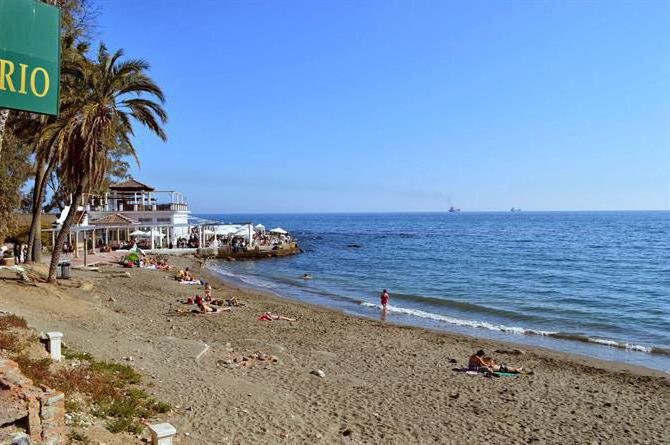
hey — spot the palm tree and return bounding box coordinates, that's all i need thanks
[20,36,90,263]
[47,43,167,281]
[0,109,9,160]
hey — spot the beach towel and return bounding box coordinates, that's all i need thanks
[493,372,519,377]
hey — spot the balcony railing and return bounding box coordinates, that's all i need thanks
[89,202,189,212]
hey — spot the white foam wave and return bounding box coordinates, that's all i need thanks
[588,338,651,353]
[361,302,657,354]
[360,302,554,336]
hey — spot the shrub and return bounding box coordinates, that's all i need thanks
[0,314,28,330]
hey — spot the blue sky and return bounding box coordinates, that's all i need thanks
[96,1,670,213]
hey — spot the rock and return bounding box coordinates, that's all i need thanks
[448,358,457,364]
[123,356,134,361]
[310,369,326,378]
[341,428,353,437]
[9,433,32,445]
[108,297,116,302]
[449,392,460,399]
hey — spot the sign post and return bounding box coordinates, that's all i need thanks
[0,0,60,115]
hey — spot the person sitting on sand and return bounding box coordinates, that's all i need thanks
[468,350,523,373]
[204,283,213,301]
[258,312,296,322]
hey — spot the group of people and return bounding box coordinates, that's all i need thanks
[176,268,204,284]
[12,243,29,264]
[178,282,295,322]
[254,232,292,249]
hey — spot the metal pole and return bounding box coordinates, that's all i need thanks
[83,231,87,267]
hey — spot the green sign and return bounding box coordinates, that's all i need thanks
[0,0,60,115]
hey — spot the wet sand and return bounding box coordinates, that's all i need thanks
[1,256,669,444]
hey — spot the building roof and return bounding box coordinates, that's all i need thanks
[109,178,155,192]
[91,213,139,226]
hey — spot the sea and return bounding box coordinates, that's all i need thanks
[197,212,670,372]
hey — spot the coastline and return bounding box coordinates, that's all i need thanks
[201,260,668,379]
[204,259,670,376]
[1,255,669,443]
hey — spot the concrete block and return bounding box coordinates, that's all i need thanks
[45,332,63,362]
[149,423,177,445]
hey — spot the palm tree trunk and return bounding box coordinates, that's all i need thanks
[48,184,82,282]
[0,109,9,160]
[27,155,54,262]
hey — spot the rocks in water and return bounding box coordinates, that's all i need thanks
[310,369,326,378]
[347,244,362,248]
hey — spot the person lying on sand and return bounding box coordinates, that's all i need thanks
[468,350,524,373]
[258,312,296,322]
[226,296,245,307]
[198,302,231,314]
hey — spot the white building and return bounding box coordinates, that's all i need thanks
[86,178,190,244]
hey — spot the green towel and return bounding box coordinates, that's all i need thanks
[493,371,518,377]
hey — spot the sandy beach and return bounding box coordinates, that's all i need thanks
[1,255,669,444]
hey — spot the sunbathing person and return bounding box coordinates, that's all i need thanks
[468,350,523,373]
[226,296,245,307]
[197,301,231,314]
[258,311,296,322]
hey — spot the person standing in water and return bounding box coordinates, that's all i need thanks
[380,289,390,312]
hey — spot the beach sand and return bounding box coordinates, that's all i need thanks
[1,256,668,444]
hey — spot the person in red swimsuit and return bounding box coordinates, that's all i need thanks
[380,289,390,312]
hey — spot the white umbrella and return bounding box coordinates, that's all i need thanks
[254,224,265,231]
[216,226,239,235]
[203,229,216,235]
[148,229,165,238]
[130,230,147,237]
[235,227,250,236]
[270,227,288,234]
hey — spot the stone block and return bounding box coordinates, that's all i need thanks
[149,423,177,445]
[45,332,63,362]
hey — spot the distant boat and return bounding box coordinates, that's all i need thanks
[448,206,461,213]
[510,207,522,212]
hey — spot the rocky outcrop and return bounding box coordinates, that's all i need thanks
[0,358,65,445]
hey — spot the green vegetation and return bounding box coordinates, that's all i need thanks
[0,315,171,435]
[67,429,91,445]
[0,314,29,330]
[0,314,28,353]
[14,350,171,434]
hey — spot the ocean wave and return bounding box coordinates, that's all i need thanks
[360,302,666,356]
[390,293,546,323]
[360,302,554,336]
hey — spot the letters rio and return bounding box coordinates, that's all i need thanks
[0,59,50,98]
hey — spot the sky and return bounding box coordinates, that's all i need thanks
[95,0,670,213]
